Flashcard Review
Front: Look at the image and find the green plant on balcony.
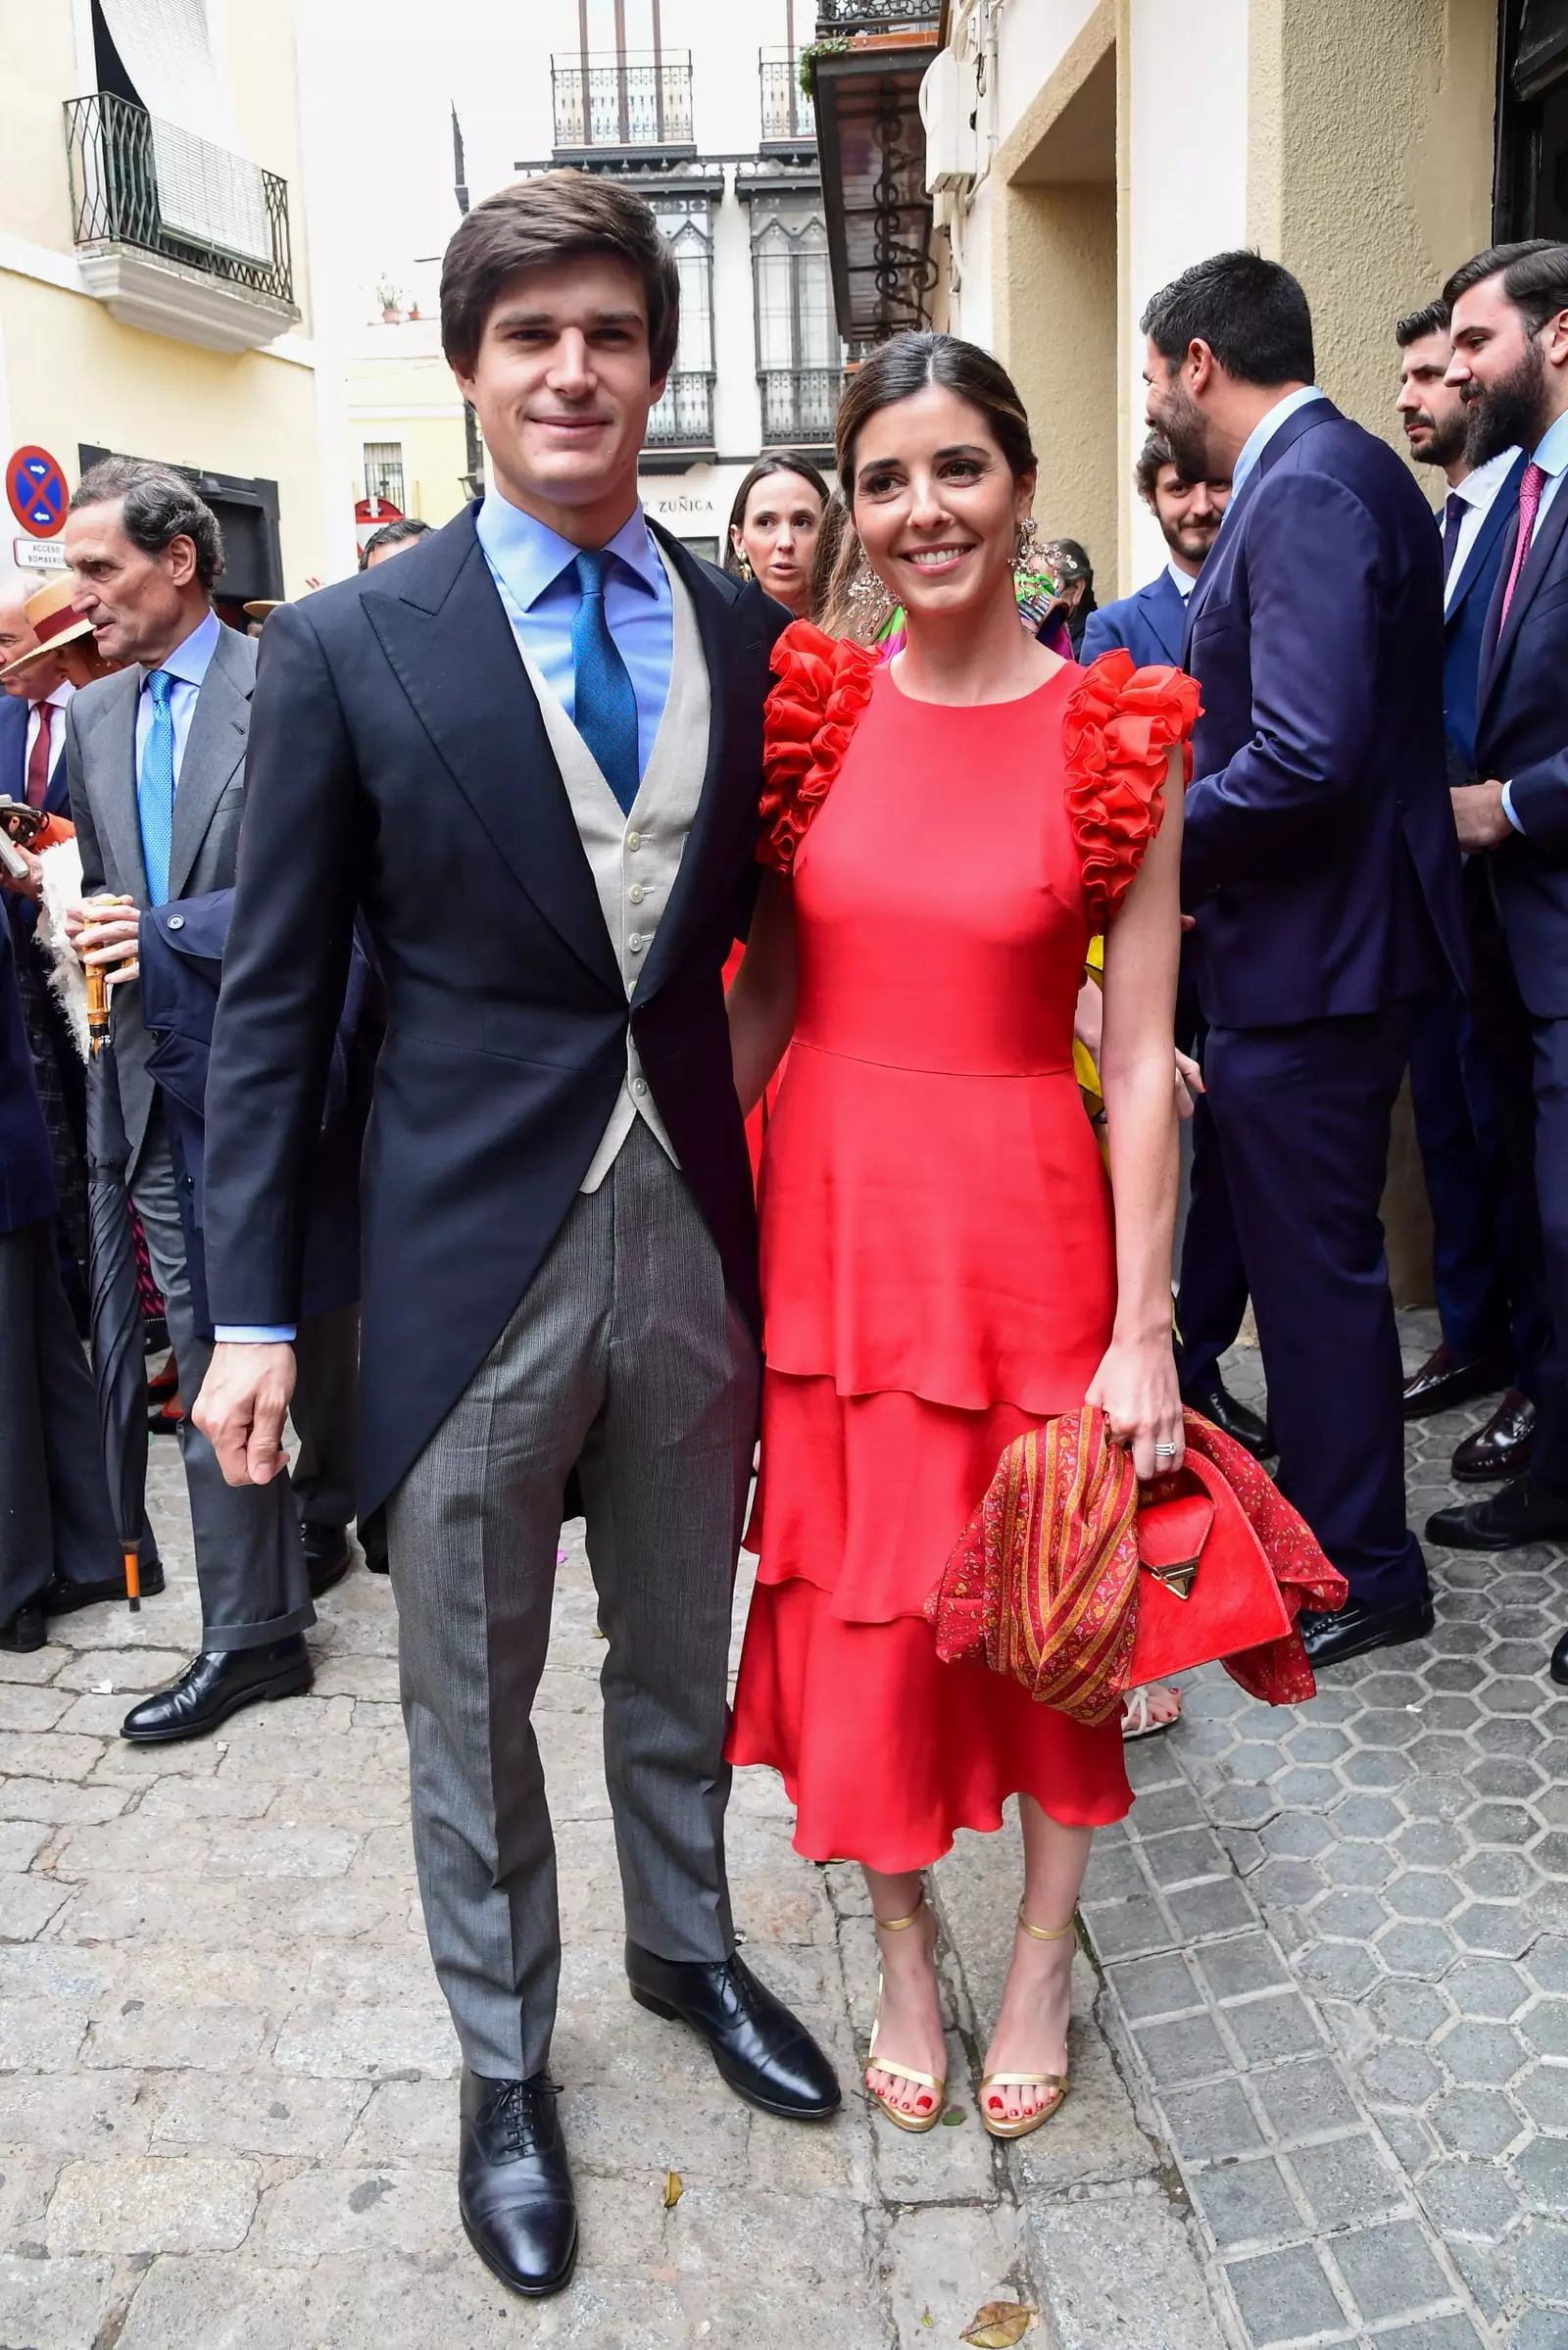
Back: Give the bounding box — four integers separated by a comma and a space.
799, 37, 850, 98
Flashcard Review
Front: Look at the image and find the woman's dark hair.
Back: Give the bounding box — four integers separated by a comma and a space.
441, 169, 680, 380
835, 331, 1037, 495
1441, 240, 1568, 335
360, 516, 433, 567
808, 489, 852, 622
722, 453, 830, 580
1141, 250, 1315, 387
70, 456, 224, 589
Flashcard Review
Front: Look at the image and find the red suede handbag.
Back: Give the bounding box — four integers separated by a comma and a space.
1130, 1452, 1291, 1683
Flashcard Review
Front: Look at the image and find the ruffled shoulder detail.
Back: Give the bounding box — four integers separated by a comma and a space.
759, 618, 879, 875
1061, 651, 1201, 928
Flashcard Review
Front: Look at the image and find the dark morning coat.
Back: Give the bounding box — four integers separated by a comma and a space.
1474, 464, 1568, 1019
0, 909, 56, 1237
201, 506, 787, 1519
1181, 395, 1467, 1026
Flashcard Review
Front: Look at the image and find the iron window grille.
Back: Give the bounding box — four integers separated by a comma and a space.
752, 208, 845, 444
760, 47, 814, 143
552, 51, 695, 152
64, 90, 294, 304
363, 443, 407, 513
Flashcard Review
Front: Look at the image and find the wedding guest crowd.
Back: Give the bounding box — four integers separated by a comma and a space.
3, 164, 1568, 2296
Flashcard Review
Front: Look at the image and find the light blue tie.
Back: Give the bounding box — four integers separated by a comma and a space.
138, 669, 176, 906
570, 549, 640, 816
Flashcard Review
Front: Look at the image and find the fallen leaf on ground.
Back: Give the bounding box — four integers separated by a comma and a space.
959, 2304, 1036, 2348
662, 2170, 683, 2209
940, 2105, 966, 2125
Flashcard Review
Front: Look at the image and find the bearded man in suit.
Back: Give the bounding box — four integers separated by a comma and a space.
192, 172, 840, 2300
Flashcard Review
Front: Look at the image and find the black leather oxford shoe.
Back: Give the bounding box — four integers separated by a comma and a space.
120, 1638, 313, 1743
1298, 1592, 1435, 1668
43, 1559, 165, 1614
458, 2072, 577, 2298
1181, 1380, 1273, 1459
1451, 1390, 1537, 1484
300, 1521, 352, 1598
0, 1604, 45, 1654
626, 1941, 841, 2121
1427, 1473, 1568, 1552
1400, 1343, 1508, 1420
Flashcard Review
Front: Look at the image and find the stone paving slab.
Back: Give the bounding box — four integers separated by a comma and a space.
6, 1312, 1564, 2345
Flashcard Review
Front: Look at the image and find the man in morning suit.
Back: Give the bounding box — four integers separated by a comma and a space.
1394, 299, 1541, 1480
191, 172, 839, 2300
1424, 246, 1568, 1654
1084, 435, 1269, 1464
59, 462, 360, 1741
1144, 249, 1468, 1669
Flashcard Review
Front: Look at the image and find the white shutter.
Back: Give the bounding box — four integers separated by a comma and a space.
99, 0, 273, 264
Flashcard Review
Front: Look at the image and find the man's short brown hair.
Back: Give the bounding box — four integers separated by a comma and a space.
440, 170, 680, 380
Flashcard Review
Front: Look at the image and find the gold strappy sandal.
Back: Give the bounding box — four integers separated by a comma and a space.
980, 1905, 1075, 2141
865, 1894, 947, 2133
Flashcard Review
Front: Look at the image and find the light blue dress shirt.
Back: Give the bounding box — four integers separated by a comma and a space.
217, 506, 676, 1348
133, 605, 221, 794
1491, 408, 1568, 836
474, 491, 673, 779
1227, 384, 1328, 501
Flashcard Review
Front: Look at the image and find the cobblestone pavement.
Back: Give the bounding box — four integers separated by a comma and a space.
0, 1310, 1563, 2348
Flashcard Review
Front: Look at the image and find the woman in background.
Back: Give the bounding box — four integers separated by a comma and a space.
725, 455, 829, 619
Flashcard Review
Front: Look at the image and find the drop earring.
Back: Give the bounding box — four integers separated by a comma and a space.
1012, 515, 1043, 575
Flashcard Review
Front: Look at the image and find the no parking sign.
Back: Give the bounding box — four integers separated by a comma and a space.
6, 446, 69, 538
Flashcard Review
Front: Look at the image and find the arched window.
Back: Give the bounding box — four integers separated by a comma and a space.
751, 206, 845, 445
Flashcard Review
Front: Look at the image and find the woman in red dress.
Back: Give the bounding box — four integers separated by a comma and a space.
726, 334, 1197, 2140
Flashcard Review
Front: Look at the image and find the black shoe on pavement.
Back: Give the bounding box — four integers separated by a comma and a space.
360, 1518, 390, 1575
120, 1637, 313, 1744
1181, 1380, 1273, 1459
1551, 1628, 1568, 1688
1426, 1473, 1568, 1552
458, 2072, 577, 2299
0, 1605, 45, 1653
42, 1560, 165, 1614
300, 1521, 352, 1598
625, 1940, 842, 2121
1299, 1592, 1436, 1667
1401, 1342, 1509, 1420
1451, 1389, 1537, 1484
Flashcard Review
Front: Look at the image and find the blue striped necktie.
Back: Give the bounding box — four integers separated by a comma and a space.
570, 548, 640, 816
138, 668, 176, 905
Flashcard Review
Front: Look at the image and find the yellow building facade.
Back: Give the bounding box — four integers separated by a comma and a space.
346, 319, 471, 541
0, 0, 331, 604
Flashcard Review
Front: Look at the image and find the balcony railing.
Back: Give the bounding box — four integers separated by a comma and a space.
645, 370, 715, 449
64, 90, 294, 303
814, 0, 942, 26
552, 52, 695, 152
760, 49, 814, 143
760, 366, 845, 445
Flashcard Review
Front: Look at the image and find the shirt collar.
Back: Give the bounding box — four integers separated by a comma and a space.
475, 489, 663, 611
1531, 408, 1568, 479
1230, 385, 1327, 497
36, 680, 73, 710
145, 606, 221, 690
1453, 447, 1521, 511
1166, 559, 1198, 600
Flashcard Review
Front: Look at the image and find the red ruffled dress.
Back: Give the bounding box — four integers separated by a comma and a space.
727, 623, 1200, 1873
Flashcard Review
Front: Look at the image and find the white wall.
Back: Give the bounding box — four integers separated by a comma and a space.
1124, 0, 1249, 585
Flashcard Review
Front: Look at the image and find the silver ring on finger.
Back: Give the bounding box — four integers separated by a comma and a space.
1152, 1443, 1180, 1458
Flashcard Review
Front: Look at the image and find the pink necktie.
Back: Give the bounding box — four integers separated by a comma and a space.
1498, 462, 1546, 631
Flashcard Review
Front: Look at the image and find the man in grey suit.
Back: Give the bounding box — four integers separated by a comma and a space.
60, 459, 353, 1740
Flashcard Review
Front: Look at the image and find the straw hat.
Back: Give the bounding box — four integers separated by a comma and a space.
242, 600, 282, 620
0, 575, 95, 682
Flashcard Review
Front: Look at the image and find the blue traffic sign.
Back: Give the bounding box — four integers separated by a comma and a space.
6, 446, 69, 537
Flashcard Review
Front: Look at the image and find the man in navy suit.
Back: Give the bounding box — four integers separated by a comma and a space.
1083, 438, 1268, 1459
1422, 243, 1568, 1628
1144, 249, 1467, 1667
1393, 299, 1542, 1481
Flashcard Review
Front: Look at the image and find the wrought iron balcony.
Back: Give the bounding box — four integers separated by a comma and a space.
760, 367, 845, 445
760, 49, 815, 144
552, 52, 695, 154
644, 370, 715, 452
814, 0, 942, 27
65, 91, 294, 304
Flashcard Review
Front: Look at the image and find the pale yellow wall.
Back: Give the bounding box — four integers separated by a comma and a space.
348, 346, 469, 526
0, 273, 325, 592
1248, 0, 1497, 460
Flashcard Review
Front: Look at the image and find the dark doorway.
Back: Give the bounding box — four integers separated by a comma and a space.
1496, 0, 1568, 238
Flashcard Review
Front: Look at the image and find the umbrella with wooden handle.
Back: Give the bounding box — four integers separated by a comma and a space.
83, 957, 149, 1612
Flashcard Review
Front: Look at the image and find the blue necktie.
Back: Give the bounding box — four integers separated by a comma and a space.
138, 668, 176, 906
570, 549, 640, 816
